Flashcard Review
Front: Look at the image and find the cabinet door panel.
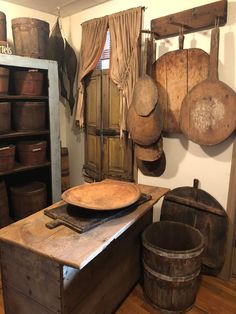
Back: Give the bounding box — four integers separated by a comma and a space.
102, 136, 133, 181
85, 72, 101, 129
108, 80, 120, 129
84, 70, 134, 182
84, 134, 102, 181
102, 71, 120, 131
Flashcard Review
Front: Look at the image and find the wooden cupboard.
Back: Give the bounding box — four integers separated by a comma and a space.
0, 54, 61, 224
83, 69, 134, 182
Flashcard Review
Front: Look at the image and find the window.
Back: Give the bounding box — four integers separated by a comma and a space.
96, 31, 110, 70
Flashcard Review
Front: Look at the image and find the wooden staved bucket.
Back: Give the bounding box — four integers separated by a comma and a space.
10, 181, 47, 220
0, 12, 6, 41
0, 67, 9, 94
142, 221, 204, 313
13, 70, 44, 96
61, 147, 70, 192
12, 102, 46, 131
17, 141, 47, 166
0, 145, 15, 172
11, 18, 49, 59
0, 179, 12, 227
0, 102, 11, 134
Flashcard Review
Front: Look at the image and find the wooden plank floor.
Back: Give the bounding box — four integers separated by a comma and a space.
116, 275, 236, 314
0, 275, 235, 313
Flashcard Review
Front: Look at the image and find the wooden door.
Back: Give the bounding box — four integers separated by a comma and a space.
84, 70, 134, 182
84, 70, 102, 181
102, 135, 133, 181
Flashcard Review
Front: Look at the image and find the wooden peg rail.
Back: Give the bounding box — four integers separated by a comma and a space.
151, 0, 227, 40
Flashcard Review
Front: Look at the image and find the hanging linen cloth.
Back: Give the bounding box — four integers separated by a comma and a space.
109, 7, 142, 135
75, 16, 108, 127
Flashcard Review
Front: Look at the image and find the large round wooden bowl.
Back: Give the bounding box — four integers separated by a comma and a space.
61, 179, 141, 211
132, 74, 158, 116
127, 103, 163, 146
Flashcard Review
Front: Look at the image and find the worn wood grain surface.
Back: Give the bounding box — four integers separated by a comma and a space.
116, 275, 236, 314
153, 48, 209, 133
0, 275, 235, 313
0, 184, 169, 270
180, 27, 236, 145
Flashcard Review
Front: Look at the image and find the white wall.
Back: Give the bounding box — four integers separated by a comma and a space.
0, 1, 56, 46
2, 0, 234, 220
0, 0, 68, 145
62, 0, 235, 220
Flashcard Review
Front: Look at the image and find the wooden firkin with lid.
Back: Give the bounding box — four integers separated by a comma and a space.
0, 184, 169, 314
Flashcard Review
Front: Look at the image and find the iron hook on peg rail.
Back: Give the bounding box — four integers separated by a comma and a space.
150, 0, 227, 40
140, 29, 160, 40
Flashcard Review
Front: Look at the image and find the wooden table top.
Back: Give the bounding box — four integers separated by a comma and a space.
0, 184, 169, 269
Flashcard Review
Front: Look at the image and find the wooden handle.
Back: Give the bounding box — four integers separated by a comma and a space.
193, 178, 199, 203
179, 33, 184, 50
208, 26, 219, 81
46, 219, 62, 229
193, 179, 199, 189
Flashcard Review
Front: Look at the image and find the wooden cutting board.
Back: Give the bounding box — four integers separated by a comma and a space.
180, 27, 236, 145
153, 47, 209, 133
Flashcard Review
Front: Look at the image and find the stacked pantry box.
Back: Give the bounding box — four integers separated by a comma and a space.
0, 13, 61, 226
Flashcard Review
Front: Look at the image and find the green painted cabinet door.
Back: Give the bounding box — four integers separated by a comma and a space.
84, 70, 133, 182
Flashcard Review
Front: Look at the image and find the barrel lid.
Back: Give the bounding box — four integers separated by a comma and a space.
0, 144, 15, 151
160, 179, 228, 275
10, 181, 46, 194
17, 141, 47, 151
13, 70, 43, 78
163, 179, 226, 217
11, 17, 49, 29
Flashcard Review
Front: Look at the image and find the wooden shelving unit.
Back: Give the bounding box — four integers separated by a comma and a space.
0, 95, 48, 101
0, 54, 61, 225
0, 161, 51, 176
0, 129, 49, 139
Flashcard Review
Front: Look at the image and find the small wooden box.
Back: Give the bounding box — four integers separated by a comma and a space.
17, 140, 47, 166
12, 102, 46, 131
0, 145, 15, 172
10, 181, 47, 220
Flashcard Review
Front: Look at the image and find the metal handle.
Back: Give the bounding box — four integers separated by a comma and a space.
32, 148, 42, 152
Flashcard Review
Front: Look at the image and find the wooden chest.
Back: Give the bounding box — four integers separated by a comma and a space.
0, 184, 169, 313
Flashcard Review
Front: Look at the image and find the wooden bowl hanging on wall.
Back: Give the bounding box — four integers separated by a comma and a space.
135, 137, 163, 162
132, 74, 158, 116
127, 103, 163, 146
137, 152, 166, 177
